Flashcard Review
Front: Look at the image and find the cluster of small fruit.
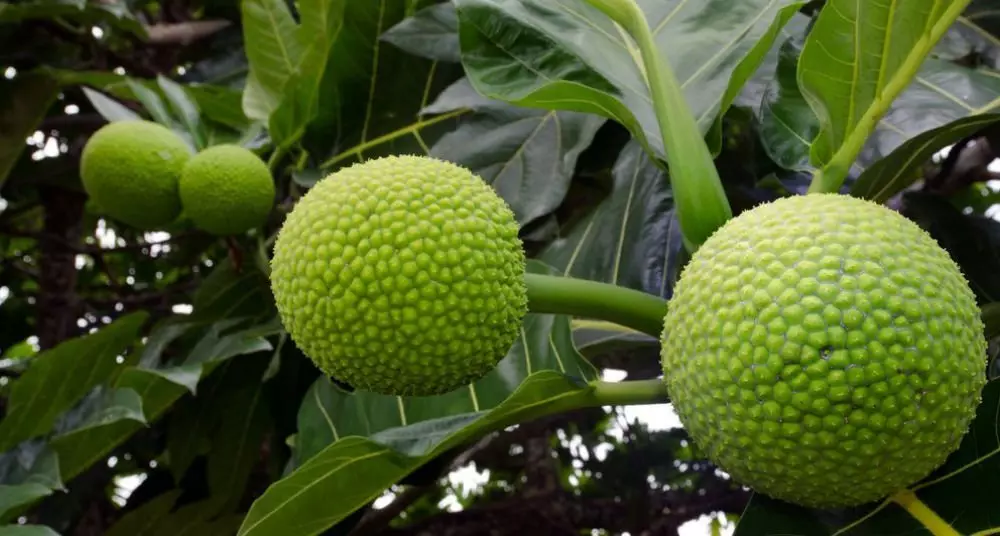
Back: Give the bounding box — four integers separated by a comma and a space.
80, 120, 274, 236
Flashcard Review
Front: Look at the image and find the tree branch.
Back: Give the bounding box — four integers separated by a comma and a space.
36, 187, 86, 350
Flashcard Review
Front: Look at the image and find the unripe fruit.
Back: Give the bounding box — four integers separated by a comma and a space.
270, 155, 528, 396
80, 120, 192, 229
661, 193, 986, 509
179, 144, 275, 236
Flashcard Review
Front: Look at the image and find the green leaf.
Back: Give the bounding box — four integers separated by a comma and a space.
571, 319, 659, 361
240, 370, 610, 536
51, 388, 146, 440
799, 0, 974, 192
205, 355, 273, 515
0, 313, 147, 452
81, 87, 142, 123
157, 75, 207, 150
240, 0, 304, 122
293, 260, 598, 464
0, 0, 145, 37
0, 525, 61, 536
49, 368, 187, 482
539, 140, 684, 298
453, 0, 804, 161
0, 72, 58, 188
104, 490, 182, 536
381, 2, 460, 62
983, 302, 1000, 339
125, 78, 174, 128
735, 378, 1000, 535
851, 113, 1000, 202
427, 78, 606, 225
752, 18, 818, 171
0, 483, 53, 521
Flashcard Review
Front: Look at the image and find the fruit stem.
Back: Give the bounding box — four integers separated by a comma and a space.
591, 378, 669, 406
524, 273, 668, 338
890, 490, 962, 536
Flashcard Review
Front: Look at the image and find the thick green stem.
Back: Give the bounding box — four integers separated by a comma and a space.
585, 0, 732, 251
591, 378, 668, 406
806, 0, 972, 194
890, 490, 961, 536
524, 273, 668, 338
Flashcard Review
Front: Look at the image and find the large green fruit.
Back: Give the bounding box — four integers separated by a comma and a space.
80, 120, 192, 229
269, 155, 528, 396
179, 144, 275, 236
661, 193, 986, 509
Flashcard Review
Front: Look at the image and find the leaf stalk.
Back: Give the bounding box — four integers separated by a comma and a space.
890, 490, 961, 536
806, 0, 973, 194
584, 0, 732, 251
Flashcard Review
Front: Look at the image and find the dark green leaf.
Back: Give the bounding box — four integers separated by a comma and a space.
0, 525, 61, 536
428, 78, 606, 225
205, 364, 272, 515
539, 140, 684, 298
81, 87, 141, 123
381, 2, 460, 62
305, 0, 464, 167
51, 388, 146, 440
50, 368, 187, 482
852, 113, 1000, 202
571, 320, 659, 361
0, 0, 145, 36
736, 379, 1000, 535
753, 20, 818, 171
983, 303, 1000, 339
240, 370, 605, 536
0, 72, 58, 188
0, 313, 147, 452
898, 191, 1000, 304
104, 490, 182, 536
0, 483, 53, 521
157, 75, 207, 150
454, 0, 804, 161
293, 261, 598, 464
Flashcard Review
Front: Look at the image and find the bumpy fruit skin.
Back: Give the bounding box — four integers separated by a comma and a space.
269, 155, 528, 396
661, 194, 986, 509
80, 120, 192, 229
178, 144, 275, 236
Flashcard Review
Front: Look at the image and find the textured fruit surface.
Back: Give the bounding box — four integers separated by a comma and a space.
661, 193, 986, 509
270, 155, 527, 396
80, 120, 192, 229
179, 144, 274, 236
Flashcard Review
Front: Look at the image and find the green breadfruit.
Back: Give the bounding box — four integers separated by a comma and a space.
178, 144, 275, 236
661, 193, 987, 509
269, 155, 528, 396
80, 120, 192, 229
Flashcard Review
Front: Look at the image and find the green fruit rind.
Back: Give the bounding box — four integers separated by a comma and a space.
269, 155, 528, 397
179, 144, 275, 236
661, 193, 986, 509
80, 120, 192, 229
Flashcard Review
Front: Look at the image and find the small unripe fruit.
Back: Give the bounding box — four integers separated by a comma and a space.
661, 193, 986, 509
80, 120, 192, 229
270, 155, 528, 396
179, 144, 275, 236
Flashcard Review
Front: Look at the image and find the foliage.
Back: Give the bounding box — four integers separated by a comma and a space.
2, 0, 1000, 535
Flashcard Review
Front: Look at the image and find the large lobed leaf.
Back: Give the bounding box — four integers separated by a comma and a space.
453, 0, 804, 160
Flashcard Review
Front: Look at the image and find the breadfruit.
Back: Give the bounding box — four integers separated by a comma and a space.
178, 144, 274, 236
269, 155, 528, 396
80, 120, 192, 229
661, 193, 986, 508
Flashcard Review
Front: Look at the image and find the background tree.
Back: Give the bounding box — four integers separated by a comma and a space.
1, 1, 999, 535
